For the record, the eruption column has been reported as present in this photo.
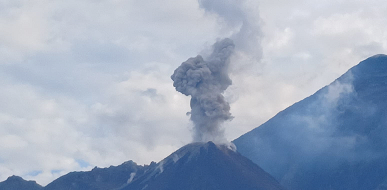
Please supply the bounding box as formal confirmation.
[171,38,235,142]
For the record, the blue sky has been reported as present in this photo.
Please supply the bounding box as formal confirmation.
[0,0,386,185]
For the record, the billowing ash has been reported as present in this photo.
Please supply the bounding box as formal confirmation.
[171,38,235,142]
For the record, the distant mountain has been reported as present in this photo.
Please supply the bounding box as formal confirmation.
[0,175,42,190]
[120,141,285,190]
[44,160,149,190]
[234,54,387,190]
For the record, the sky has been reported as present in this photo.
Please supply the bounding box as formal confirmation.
[0,0,386,185]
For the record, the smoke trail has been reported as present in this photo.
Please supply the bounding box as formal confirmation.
[198,0,262,62]
[171,0,262,142]
[171,38,235,142]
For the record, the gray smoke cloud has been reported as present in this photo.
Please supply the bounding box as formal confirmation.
[170,0,263,142]
[198,0,262,62]
[171,38,235,142]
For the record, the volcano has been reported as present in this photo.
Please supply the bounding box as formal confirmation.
[234,54,387,190]
[120,141,285,190]
[37,142,284,190]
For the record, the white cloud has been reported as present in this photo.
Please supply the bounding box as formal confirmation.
[0,0,386,186]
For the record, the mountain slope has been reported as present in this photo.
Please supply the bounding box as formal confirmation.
[121,141,285,190]
[44,160,149,190]
[234,54,387,190]
[41,142,283,190]
[0,175,43,190]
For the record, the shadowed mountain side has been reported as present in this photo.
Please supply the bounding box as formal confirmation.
[234,54,387,190]
[121,142,285,190]
[44,160,149,190]
[0,175,43,190]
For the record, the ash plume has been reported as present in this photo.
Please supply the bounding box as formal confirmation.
[199,0,262,64]
[171,38,235,142]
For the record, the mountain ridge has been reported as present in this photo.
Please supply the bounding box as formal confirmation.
[121,141,285,190]
[234,54,387,190]
[1,142,285,190]
[0,175,43,190]
[43,160,149,190]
